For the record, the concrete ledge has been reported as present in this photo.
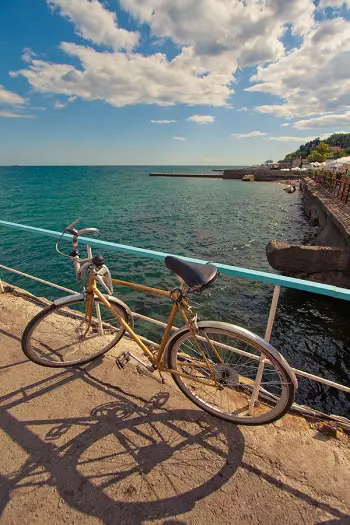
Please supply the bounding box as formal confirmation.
[266,241,350,287]
[267,241,350,273]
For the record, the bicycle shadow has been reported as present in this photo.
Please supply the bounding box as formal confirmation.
[0,389,245,525]
[1,358,348,523]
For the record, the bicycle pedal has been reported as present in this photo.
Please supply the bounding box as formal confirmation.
[116,352,131,370]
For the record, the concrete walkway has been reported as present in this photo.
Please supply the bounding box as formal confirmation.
[308,180,350,243]
[0,285,349,524]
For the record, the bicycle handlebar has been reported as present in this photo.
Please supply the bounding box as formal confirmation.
[57,219,100,281]
[56,219,112,292]
[65,217,81,233]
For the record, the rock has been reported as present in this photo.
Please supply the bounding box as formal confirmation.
[266,240,350,274]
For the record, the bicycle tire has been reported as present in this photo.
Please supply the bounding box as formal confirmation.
[22,296,129,367]
[166,321,297,425]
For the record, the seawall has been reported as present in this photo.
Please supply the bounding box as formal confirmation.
[223,168,302,181]
[149,173,222,178]
[301,179,350,247]
[266,178,350,286]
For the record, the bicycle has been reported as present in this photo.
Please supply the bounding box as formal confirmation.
[21,218,297,425]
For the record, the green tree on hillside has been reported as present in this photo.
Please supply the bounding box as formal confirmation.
[282,133,350,162]
[306,142,332,162]
[334,149,347,159]
[326,133,350,149]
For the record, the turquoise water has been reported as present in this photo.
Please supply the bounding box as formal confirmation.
[0,166,349,416]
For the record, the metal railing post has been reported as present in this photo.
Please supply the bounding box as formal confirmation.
[264,285,281,343]
[248,286,281,414]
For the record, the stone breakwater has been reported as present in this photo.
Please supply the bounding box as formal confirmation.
[266,178,350,287]
[222,168,302,181]
[149,168,302,181]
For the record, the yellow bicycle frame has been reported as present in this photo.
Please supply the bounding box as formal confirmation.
[86,273,218,386]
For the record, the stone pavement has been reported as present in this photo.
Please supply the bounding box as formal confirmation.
[0,286,349,525]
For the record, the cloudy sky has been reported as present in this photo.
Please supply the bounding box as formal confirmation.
[1,0,350,165]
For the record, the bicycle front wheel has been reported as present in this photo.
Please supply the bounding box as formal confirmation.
[166,322,296,425]
[22,296,129,367]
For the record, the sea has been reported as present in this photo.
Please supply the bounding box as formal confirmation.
[0,165,349,417]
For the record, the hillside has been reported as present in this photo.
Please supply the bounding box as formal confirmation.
[282,133,350,162]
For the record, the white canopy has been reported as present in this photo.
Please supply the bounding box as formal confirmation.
[335,156,350,166]
[326,157,350,169]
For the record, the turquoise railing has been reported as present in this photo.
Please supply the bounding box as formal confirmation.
[0,219,349,301]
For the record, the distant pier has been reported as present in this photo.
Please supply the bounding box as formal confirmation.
[149,173,222,178]
[149,168,302,181]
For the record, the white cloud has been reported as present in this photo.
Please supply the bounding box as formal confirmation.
[173,136,186,141]
[12,43,233,107]
[249,17,350,118]
[318,0,350,7]
[281,123,289,127]
[21,48,37,63]
[151,119,177,124]
[54,100,67,109]
[231,131,267,138]
[0,110,34,118]
[14,0,322,110]
[0,85,26,106]
[14,0,350,122]
[293,112,350,129]
[48,0,139,51]
[120,0,315,66]
[254,105,294,118]
[268,135,316,142]
[187,115,215,124]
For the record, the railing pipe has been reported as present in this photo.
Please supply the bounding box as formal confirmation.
[0,263,79,295]
[1,220,350,301]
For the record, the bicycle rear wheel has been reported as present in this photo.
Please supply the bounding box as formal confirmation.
[22,296,129,367]
[166,321,296,425]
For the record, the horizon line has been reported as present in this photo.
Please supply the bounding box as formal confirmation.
[0,163,250,167]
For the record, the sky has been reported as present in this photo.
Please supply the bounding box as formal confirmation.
[0,0,350,165]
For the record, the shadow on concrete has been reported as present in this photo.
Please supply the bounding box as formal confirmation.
[0,326,23,344]
[0,384,244,524]
[0,361,348,523]
[242,461,349,520]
